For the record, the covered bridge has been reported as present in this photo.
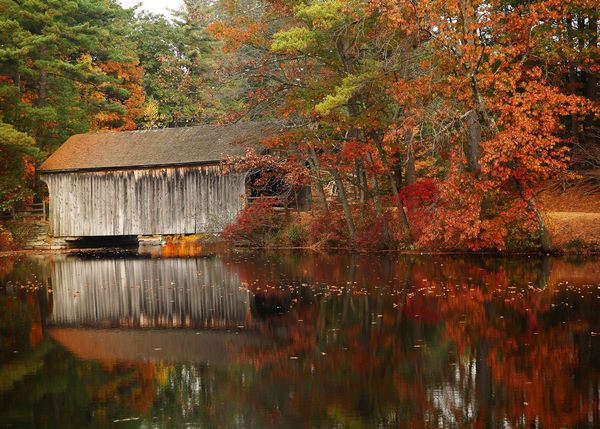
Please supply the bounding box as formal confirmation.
[39,121,284,238]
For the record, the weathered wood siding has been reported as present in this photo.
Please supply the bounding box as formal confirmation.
[42,165,246,237]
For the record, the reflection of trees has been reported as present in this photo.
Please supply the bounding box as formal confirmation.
[1,253,599,428]
[0,286,162,428]
[224,252,600,428]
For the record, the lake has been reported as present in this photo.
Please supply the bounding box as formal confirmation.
[1,249,599,428]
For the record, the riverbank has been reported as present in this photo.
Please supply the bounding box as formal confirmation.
[1,219,599,257]
[1,229,599,258]
[539,177,600,254]
[2,176,599,257]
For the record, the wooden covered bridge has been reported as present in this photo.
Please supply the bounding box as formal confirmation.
[39,122,286,239]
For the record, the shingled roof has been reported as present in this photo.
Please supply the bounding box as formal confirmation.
[39,121,284,173]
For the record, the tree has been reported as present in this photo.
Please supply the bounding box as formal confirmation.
[132,0,243,128]
[371,0,593,250]
[0,122,42,210]
[0,0,146,209]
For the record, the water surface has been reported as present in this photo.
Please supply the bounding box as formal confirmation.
[1,250,599,428]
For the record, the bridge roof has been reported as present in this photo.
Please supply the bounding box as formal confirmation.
[40,121,284,173]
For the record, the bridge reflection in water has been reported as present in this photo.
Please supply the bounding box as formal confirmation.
[47,255,252,329]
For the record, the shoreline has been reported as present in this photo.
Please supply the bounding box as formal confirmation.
[1,243,598,258]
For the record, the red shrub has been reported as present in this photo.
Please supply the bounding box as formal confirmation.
[309,204,402,250]
[308,207,347,247]
[222,197,280,244]
[354,213,390,250]
[397,179,439,212]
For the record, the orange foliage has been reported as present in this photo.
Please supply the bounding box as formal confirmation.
[92,60,146,131]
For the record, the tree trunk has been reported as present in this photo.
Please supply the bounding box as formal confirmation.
[367,152,391,243]
[405,150,416,186]
[464,110,481,173]
[307,145,329,211]
[531,200,552,252]
[568,66,580,149]
[38,69,47,107]
[355,159,368,203]
[583,15,598,156]
[373,138,412,241]
[331,168,356,241]
[585,16,598,101]
[367,154,384,216]
[404,129,416,186]
[514,178,552,252]
[393,153,402,191]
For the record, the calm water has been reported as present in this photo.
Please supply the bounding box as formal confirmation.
[1,249,599,428]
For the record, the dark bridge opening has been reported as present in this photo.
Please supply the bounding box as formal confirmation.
[67,235,140,248]
[246,171,311,211]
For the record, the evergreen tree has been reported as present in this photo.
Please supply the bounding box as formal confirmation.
[133,0,247,127]
[0,0,144,208]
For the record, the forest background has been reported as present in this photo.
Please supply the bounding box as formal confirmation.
[0,0,598,251]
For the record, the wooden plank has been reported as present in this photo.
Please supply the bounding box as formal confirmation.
[40,165,247,237]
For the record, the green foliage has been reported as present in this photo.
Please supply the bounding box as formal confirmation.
[315,69,378,115]
[0,0,139,145]
[504,219,541,252]
[272,27,316,53]
[0,121,43,211]
[284,223,308,246]
[132,0,241,127]
[294,0,349,29]
[0,0,145,210]
[2,221,39,247]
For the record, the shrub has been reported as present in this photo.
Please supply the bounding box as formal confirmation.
[308,208,348,247]
[354,209,400,250]
[504,217,540,252]
[308,205,403,250]
[222,197,280,245]
[284,223,308,247]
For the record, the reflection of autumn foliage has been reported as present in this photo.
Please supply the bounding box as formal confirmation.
[159,241,203,258]
[0,290,46,356]
[2,254,599,427]
[93,361,165,415]
[226,252,600,427]
[435,281,594,427]
[0,257,15,279]
[0,226,14,251]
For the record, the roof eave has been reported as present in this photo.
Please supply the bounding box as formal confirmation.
[39,159,226,175]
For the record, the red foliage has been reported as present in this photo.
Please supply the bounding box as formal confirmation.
[309,205,404,250]
[396,179,439,240]
[354,208,401,250]
[222,197,280,244]
[308,208,347,247]
[397,179,438,211]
